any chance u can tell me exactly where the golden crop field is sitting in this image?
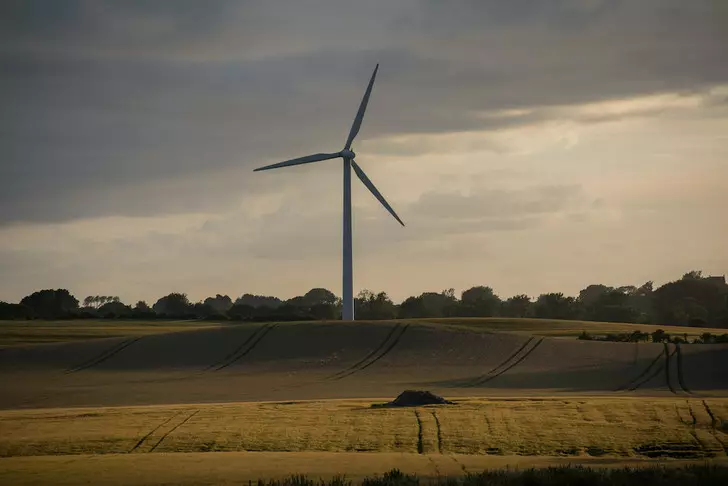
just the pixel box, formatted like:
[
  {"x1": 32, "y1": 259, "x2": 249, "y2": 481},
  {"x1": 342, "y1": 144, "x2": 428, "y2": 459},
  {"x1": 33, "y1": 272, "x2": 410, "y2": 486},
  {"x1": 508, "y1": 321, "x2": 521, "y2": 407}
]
[{"x1": 2, "y1": 397, "x2": 727, "y2": 459}]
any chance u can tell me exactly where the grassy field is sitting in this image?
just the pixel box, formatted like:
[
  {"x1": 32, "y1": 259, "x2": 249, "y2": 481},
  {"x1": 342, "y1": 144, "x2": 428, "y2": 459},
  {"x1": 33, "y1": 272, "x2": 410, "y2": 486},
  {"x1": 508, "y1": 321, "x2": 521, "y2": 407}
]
[
  {"x1": 2, "y1": 397, "x2": 727, "y2": 458},
  {"x1": 2, "y1": 318, "x2": 725, "y2": 348},
  {"x1": 0, "y1": 320, "x2": 223, "y2": 347}
]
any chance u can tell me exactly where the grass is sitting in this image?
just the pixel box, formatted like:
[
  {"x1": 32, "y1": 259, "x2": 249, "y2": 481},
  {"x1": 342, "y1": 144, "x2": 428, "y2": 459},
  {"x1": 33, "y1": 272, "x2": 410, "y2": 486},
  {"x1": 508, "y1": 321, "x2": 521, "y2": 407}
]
[
  {"x1": 0, "y1": 319, "x2": 223, "y2": 347},
  {"x1": 232, "y1": 465, "x2": 728, "y2": 486},
  {"x1": 2, "y1": 397, "x2": 727, "y2": 458}
]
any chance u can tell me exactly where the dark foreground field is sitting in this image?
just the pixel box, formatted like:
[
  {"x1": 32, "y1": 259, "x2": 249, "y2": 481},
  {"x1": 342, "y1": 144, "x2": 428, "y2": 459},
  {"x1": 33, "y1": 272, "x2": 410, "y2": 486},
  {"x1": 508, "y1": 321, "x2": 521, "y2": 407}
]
[{"x1": 1, "y1": 319, "x2": 727, "y2": 484}]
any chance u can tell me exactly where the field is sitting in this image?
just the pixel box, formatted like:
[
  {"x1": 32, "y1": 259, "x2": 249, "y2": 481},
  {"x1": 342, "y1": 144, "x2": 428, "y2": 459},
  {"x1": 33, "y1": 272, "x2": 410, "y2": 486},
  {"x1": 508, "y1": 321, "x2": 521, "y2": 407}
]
[
  {"x1": 2, "y1": 318, "x2": 726, "y2": 348},
  {"x1": 0, "y1": 320, "x2": 221, "y2": 347},
  {"x1": 3, "y1": 397, "x2": 728, "y2": 457},
  {"x1": 1, "y1": 319, "x2": 728, "y2": 483},
  {"x1": 410, "y1": 317, "x2": 728, "y2": 338}
]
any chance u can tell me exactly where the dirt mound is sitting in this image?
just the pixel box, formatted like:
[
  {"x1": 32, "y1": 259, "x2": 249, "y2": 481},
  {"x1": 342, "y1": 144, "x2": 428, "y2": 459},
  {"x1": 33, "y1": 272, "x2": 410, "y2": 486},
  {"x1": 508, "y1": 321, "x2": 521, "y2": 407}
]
[{"x1": 378, "y1": 390, "x2": 455, "y2": 407}]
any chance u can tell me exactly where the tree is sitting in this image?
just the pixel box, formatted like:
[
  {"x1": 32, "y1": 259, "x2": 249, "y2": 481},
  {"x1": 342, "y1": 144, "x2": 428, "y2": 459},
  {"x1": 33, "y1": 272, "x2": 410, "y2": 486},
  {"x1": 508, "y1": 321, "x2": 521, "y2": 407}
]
[
  {"x1": 0, "y1": 302, "x2": 33, "y2": 320},
  {"x1": 651, "y1": 329, "x2": 669, "y2": 343},
  {"x1": 578, "y1": 284, "x2": 612, "y2": 307},
  {"x1": 192, "y1": 302, "x2": 221, "y2": 319},
  {"x1": 19, "y1": 289, "x2": 79, "y2": 319},
  {"x1": 203, "y1": 294, "x2": 233, "y2": 314},
  {"x1": 501, "y1": 295, "x2": 532, "y2": 318},
  {"x1": 152, "y1": 293, "x2": 192, "y2": 317},
  {"x1": 132, "y1": 301, "x2": 154, "y2": 318},
  {"x1": 459, "y1": 286, "x2": 501, "y2": 317},
  {"x1": 98, "y1": 301, "x2": 132, "y2": 318},
  {"x1": 235, "y1": 294, "x2": 283, "y2": 309},
  {"x1": 533, "y1": 293, "x2": 580, "y2": 320},
  {"x1": 227, "y1": 303, "x2": 258, "y2": 320},
  {"x1": 355, "y1": 290, "x2": 398, "y2": 320},
  {"x1": 582, "y1": 288, "x2": 640, "y2": 323},
  {"x1": 399, "y1": 291, "x2": 457, "y2": 318},
  {"x1": 300, "y1": 288, "x2": 338, "y2": 307},
  {"x1": 134, "y1": 301, "x2": 151, "y2": 312},
  {"x1": 653, "y1": 275, "x2": 728, "y2": 327},
  {"x1": 682, "y1": 270, "x2": 703, "y2": 280}
]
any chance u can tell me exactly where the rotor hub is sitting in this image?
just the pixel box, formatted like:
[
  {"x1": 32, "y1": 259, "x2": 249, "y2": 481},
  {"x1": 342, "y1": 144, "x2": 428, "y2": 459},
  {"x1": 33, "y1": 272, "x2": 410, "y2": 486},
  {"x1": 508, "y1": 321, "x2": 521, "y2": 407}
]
[{"x1": 340, "y1": 149, "x2": 356, "y2": 159}]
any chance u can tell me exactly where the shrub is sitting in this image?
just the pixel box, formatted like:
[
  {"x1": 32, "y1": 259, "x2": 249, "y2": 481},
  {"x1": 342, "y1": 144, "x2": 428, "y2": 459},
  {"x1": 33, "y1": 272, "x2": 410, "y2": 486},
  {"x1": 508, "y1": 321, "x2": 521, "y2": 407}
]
[
  {"x1": 577, "y1": 331, "x2": 593, "y2": 340},
  {"x1": 245, "y1": 466, "x2": 728, "y2": 486}
]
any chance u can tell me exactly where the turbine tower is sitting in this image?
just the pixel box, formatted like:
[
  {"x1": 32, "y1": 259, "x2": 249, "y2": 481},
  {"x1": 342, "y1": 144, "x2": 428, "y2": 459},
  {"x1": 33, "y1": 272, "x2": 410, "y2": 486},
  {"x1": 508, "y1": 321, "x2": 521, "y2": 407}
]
[{"x1": 254, "y1": 64, "x2": 404, "y2": 321}]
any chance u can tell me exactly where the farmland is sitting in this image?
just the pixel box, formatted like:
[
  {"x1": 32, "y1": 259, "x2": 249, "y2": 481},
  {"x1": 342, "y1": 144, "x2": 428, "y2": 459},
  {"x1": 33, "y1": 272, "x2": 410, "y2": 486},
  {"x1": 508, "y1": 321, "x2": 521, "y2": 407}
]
[
  {"x1": 2, "y1": 397, "x2": 728, "y2": 458},
  {"x1": 1, "y1": 319, "x2": 727, "y2": 483},
  {"x1": 2, "y1": 317, "x2": 726, "y2": 348}
]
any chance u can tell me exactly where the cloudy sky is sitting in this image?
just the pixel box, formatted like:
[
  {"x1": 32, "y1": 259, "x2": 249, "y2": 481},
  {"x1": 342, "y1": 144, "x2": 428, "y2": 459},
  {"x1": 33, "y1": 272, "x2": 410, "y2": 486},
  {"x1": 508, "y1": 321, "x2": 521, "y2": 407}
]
[{"x1": 1, "y1": 0, "x2": 727, "y2": 305}]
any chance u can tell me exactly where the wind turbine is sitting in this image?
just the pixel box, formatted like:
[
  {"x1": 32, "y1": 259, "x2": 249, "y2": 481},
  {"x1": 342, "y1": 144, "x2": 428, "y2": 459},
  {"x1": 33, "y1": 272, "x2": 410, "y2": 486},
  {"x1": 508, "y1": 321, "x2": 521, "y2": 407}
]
[{"x1": 253, "y1": 64, "x2": 404, "y2": 321}]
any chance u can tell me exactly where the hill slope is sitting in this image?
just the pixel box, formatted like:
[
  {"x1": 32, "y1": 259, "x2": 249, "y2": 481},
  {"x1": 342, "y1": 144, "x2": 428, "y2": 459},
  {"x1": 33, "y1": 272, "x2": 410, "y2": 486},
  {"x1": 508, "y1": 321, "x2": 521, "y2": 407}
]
[{"x1": 1, "y1": 321, "x2": 727, "y2": 409}]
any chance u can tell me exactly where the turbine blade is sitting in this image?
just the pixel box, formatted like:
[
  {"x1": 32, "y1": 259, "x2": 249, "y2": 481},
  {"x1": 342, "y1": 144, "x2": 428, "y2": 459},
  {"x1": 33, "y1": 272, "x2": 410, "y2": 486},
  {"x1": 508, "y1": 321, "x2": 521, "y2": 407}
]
[
  {"x1": 344, "y1": 64, "x2": 379, "y2": 150},
  {"x1": 351, "y1": 159, "x2": 404, "y2": 226},
  {"x1": 253, "y1": 152, "x2": 341, "y2": 172}
]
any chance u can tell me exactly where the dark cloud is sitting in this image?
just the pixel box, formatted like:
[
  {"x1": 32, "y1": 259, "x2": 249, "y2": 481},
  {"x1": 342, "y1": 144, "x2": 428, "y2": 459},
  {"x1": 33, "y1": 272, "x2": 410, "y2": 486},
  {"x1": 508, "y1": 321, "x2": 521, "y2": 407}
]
[{"x1": 1, "y1": 0, "x2": 726, "y2": 224}]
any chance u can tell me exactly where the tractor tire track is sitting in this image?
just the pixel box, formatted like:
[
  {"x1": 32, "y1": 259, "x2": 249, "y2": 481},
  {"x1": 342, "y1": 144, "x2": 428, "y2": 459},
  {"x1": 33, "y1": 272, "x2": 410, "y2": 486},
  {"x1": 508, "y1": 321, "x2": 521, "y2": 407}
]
[
  {"x1": 128, "y1": 412, "x2": 184, "y2": 453},
  {"x1": 703, "y1": 400, "x2": 718, "y2": 428},
  {"x1": 684, "y1": 400, "x2": 725, "y2": 457},
  {"x1": 702, "y1": 400, "x2": 728, "y2": 455},
  {"x1": 66, "y1": 337, "x2": 142, "y2": 373},
  {"x1": 627, "y1": 360, "x2": 664, "y2": 391},
  {"x1": 675, "y1": 343, "x2": 692, "y2": 394},
  {"x1": 687, "y1": 400, "x2": 698, "y2": 425},
  {"x1": 470, "y1": 338, "x2": 544, "y2": 387},
  {"x1": 486, "y1": 337, "x2": 534, "y2": 376},
  {"x1": 461, "y1": 337, "x2": 534, "y2": 387},
  {"x1": 148, "y1": 409, "x2": 200, "y2": 453},
  {"x1": 331, "y1": 324, "x2": 409, "y2": 380},
  {"x1": 431, "y1": 410, "x2": 443, "y2": 454},
  {"x1": 616, "y1": 347, "x2": 665, "y2": 391},
  {"x1": 212, "y1": 324, "x2": 277, "y2": 371},
  {"x1": 414, "y1": 409, "x2": 424, "y2": 454},
  {"x1": 206, "y1": 324, "x2": 270, "y2": 371},
  {"x1": 327, "y1": 324, "x2": 401, "y2": 380},
  {"x1": 449, "y1": 455, "x2": 468, "y2": 474},
  {"x1": 626, "y1": 347, "x2": 677, "y2": 392},
  {"x1": 356, "y1": 324, "x2": 409, "y2": 372},
  {"x1": 664, "y1": 343, "x2": 678, "y2": 395}
]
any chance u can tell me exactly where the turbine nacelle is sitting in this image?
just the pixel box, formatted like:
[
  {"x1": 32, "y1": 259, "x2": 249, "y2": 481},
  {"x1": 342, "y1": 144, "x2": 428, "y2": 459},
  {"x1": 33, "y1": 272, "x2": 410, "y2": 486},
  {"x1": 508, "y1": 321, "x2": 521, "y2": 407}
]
[{"x1": 339, "y1": 149, "x2": 356, "y2": 159}]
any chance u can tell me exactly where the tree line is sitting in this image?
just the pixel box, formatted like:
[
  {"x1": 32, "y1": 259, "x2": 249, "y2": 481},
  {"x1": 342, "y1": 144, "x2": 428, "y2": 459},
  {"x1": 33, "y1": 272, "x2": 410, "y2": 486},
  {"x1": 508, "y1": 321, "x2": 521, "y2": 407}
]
[{"x1": 0, "y1": 270, "x2": 726, "y2": 328}]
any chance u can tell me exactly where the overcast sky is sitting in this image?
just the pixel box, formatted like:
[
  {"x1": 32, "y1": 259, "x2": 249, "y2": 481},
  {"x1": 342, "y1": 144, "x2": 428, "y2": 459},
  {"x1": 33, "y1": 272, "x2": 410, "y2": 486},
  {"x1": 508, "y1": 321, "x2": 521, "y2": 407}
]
[{"x1": 1, "y1": 0, "x2": 727, "y2": 305}]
